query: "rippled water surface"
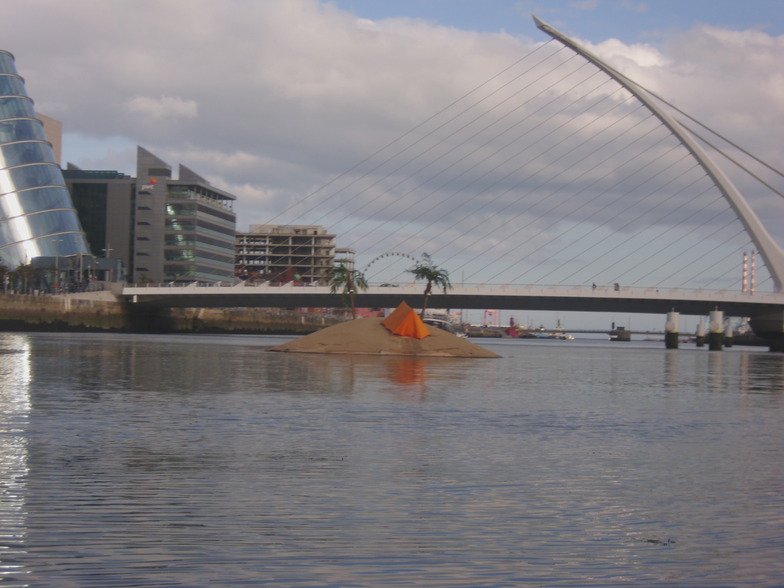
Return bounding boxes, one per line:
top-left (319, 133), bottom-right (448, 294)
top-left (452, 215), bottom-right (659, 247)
top-left (1, 332), bottom-right (782, 587)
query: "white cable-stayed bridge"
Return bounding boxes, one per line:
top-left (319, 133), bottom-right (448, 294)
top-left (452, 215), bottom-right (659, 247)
top-left (125, 16), bottom-right (784, 349)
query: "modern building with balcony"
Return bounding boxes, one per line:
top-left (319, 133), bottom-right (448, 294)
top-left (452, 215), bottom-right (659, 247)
top-left (235, 224), bottom-right (336, 284)
top-left (0, 49), bottom-right (89, 270)
top-left (65, 147), bottom-right (237, 284)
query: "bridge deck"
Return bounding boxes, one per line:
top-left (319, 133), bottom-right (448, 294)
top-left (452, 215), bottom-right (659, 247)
top-left (123, 283), bottom-right (784, 318)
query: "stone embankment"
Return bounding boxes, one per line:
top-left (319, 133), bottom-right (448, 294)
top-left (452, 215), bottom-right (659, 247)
top-left (0, 291), bottom-right (344, 334)
top-left (163, 307), bottom-right (344, 335)
top-left (0, 291), bottom-right (129, 332)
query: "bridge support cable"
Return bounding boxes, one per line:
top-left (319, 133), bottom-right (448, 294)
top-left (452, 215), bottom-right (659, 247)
top-left (569, 53), bottom-right (784, 188)
top-left (529, 157), bottom-right (704, 284)
top-left (409, 94), bottom-right (655, 262)
top-left (286, 42), bottom-right (572, 233)
top-left (579, 184), bottom-right (727, 285)
top-left (341, 67), bottom-right (615, 255)
top-left (331, 58), bottom-right (601, 249)
top-left (253, 41), bottom-right (569, 275)
top-left (442, 106), bottom-right (737, 286)
top-left (364, 54), bottom-right (752, 291)
top-left (312, 43), bottom-right (685, 283)
top-left (533, 15), bottom-right (784, 292)
top-left (363, 85), bottom-right (641, 267)
top-left (661, 231), bottom-right (756, 292)
top-left (249, 16), bottom-right (780, 293)
top-left (262, 40), bottom-right (561, 228)
top-left (445, 120), bottom-right (674, 281)
top-left (623, 221), bottom-right (747, 290)
top-left (677, 121), bottom-right (784, 200)
top-left (475, 136), bottom-right (699, 284)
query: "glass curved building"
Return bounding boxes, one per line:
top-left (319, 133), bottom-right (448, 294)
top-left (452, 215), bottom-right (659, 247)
top-left (0, 49), bottom-right (89, 269)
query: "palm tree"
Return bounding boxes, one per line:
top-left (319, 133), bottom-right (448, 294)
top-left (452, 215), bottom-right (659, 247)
top-left (407, 253), bottom-right (451, 317)
top-left (327, 262), bottom-right (368, 319)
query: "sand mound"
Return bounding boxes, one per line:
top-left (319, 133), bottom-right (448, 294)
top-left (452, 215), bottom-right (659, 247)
top-left (268, 317), bottom-right (500, 358)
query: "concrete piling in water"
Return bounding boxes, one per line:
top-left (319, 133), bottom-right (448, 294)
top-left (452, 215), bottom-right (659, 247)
top-left (709, 310), bottom-right (724, 351)
top-left (724, 321), bottom-right (734, 348)
top-left (695, 319), bottom-right (706, 347)
top-left (665, 311), bottom-right (680, 349)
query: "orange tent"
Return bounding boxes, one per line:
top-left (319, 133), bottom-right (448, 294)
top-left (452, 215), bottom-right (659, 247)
top-left (382, 301), bottom-right (431, 339)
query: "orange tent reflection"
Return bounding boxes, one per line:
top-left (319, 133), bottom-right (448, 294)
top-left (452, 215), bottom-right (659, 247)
top-left (386, 358), bottom-right (428, 401)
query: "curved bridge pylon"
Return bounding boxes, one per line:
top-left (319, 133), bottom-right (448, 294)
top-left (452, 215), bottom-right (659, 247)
top-left (533, 15), bottom-right (784, 293)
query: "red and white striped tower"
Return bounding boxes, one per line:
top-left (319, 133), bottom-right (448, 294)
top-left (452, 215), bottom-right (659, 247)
top-left (751, 251), bottom-right (756, 295)
top-left (742, 251), bottom-right (748, 293)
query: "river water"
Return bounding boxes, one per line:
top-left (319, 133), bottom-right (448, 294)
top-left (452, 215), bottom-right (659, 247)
top-left (0, 332), bottom-right (782, 587)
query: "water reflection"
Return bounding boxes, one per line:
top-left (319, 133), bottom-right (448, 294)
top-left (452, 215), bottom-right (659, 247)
top-left (663, 347), bottom-right (784, 397)
top-left (4, 334), bottom-right (783, 586)
top-left (0, 334), bottom-right (31, 584)
top-left (385, 358), bottom-right (427, 399)
top-left (707, 350), bottom-right (725, 393)
top-left (740, 352), bottom-right (784, 396)
top-left (277, 352), bottom-right (491, 402)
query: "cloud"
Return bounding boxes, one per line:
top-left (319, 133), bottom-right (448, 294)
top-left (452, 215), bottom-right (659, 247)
top-left (591, 38), bottom-right (668, 68)
top-left (2, 0), bottom-right (782, 290)
top-left (124, 95), bottom-right (198, 119)
top-left (620, 1), bottom-right (648, 14)
top-left (569, 0), bottom-right (599, 11)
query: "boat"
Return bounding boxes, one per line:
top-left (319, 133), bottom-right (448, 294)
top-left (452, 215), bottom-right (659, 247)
top-left (550, 320), bottom-right (575, 340)
top-left (609, 323), bottom-right (631, 341)
top-left (516, 320), bottom-right (574, 340)
top-left (422, 309), bottom-right (468, 338)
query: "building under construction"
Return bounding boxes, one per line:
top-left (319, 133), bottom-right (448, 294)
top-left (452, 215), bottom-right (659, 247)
top-left (235, 224), bottom-right (341, 285)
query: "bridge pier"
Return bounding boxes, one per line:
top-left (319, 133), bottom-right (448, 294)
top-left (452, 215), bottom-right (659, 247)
top-left (724, 322), bottom-right (734, 348)
top-left (664, 311), bottom-right (680, 349)
top-left (709, 310), bottom-right (724, 351)
top-left (695, 319), bottom-right (706, 347)
top-left (748, 310), bottom-right (784, 352)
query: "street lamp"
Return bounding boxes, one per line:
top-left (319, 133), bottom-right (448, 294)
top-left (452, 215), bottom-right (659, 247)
top-left (102, 244), bottom-right (113, 282)
top-left (52, 238), bottom-right (63, 294)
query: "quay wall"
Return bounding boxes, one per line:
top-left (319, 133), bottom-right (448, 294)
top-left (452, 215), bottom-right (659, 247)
top-left (162, 307), bottom-right (344, 335)
top-left (0, 293), bottom-right (343, 334)
top-left (0, 292), bottom-right (130, 332)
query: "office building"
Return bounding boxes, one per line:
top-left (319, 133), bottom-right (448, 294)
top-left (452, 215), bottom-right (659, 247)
top-left (65, 146), bottom-right (237, 284)
top-left (38, 113), bottom-right (62, 165)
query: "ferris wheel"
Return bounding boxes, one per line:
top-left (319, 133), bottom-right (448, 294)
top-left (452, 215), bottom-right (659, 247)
top-left (361, 252), bottom-right (418, 284)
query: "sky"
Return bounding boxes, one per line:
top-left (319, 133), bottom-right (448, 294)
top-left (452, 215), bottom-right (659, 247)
top-left (333, 0), bottom-right (784, 42)
top-left (2, 0), bottom-right (783, 329)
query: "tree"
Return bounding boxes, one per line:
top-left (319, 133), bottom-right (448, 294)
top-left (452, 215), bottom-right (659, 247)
top-left (327, 262), bottom-right (368, 319)
top-left (0, 262), bottom-right (8, 294)
top-left (12, 263), bottom-right (34, 294)
top-left (406, 253), bottom-right (452, 317)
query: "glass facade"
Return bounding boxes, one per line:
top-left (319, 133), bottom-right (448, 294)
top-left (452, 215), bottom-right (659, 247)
top-left (0, 49), bottom-right (89, 269)
top-left (164, 186), bottom-right (236, 283)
